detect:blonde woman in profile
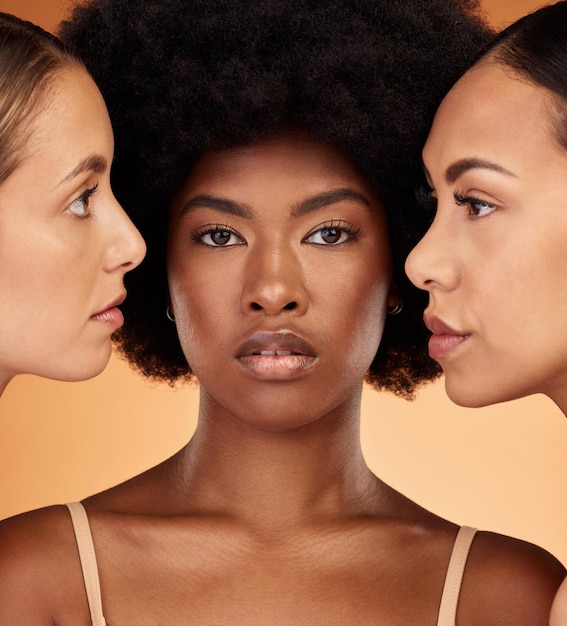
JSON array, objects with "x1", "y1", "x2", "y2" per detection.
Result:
[
  {"x1": 0, "y1": 13, "x2": 145, "y2": 398},
  {"x1": 404, "y1": 1, "x2": 567, "y2": 623}
]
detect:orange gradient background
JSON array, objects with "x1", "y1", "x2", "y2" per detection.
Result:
[{"x1": 1, "y1": 0, "x2": 566, "y2": 567}]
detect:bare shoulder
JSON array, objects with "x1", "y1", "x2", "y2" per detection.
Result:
[
  {"x1": 458, "y1": 530, "x2": 565, "y2": 625},
  {"x1": 551, "y1": 577, "x2": 567, "y2": 626},
  {"x1": 0, "y1": 505, "x2": 88, "y2": 624}
]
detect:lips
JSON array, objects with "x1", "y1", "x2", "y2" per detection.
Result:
[
  {"x1": 423, "y1": 314, "x2": 470, "y2": 360},
  {"x1": 423, "y1": 314, "x2": 462, "y2": 336},
  {"x1": 90, "y1": 291, "x2": 127, "y2": 326},
  {"x1": 237, "y1": 331, "x2": 315, "y2": 357},
  {"x1": 92, "y1": 291, "x2": 126, "y2": 318},
  {"x1": 236, "y1": 331, "x2": 317, "y2": 380}
]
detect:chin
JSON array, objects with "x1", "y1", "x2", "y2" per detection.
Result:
[
  {"x1": 443, "y1": 378, "x2": 501, "y2": 409},
  {"x1": 76, "y1": 358, "x2": 112, "y2": 381},
  {"x1": 44, "y1": 347, "x2": 112, "y2": 383},
  {"x1": 243, "y1": 409, "x2": 323, "y2": 433}
]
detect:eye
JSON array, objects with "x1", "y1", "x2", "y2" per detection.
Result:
[
  {"x1": 69, "y1": 183, "x2": 98, "y2": 218},
  {"x1": 192, "y1": 224, "x2": 246, "y2": 247},
  {"x1": 454, "y1": 192, "x2": 497, "y2": 218},
  {"x1": 304, "y1": 220, "x2": 360, "y2": 246}
]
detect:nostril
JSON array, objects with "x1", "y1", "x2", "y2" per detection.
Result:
[{"x1": 249, "y1": 300, "x2": 298, "y2": 312}]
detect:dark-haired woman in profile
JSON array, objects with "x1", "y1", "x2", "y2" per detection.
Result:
[
  {"x1": 404, "y1": 1, "x2": 567, "y2": 623},
  {"x1": 0, "y1": 13, "x2": 145, "y2": 398},
  {"x1": 0, "y1": 0, "x2": 563, "y2": 624}
]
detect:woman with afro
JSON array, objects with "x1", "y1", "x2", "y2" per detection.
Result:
[{"x1": 0, "y1": 0, "x2": 563, "y2": 623}]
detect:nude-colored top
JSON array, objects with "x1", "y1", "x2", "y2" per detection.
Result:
[
  {"x1": 65, "y1": 502, "x2": 106, "y2": 626},
  {"x1": 66, "y1": 502, "x2": 476, "y2": 626},
  {"x1": 437, "y1": 525, "x2": 477, "y2": 625}
]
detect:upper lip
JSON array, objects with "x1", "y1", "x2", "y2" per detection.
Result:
[
  {"x1": 93, "y1": 291, "x2": 127, "y2": 316},
  {"x1": 423, "y1": 314, "x2": 467, "y2": 336},
  {"x1": 236, "y1": 331, "x2": 316, "y2": 358}
]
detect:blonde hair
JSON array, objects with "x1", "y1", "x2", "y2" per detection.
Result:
[{"x1": 0, "y1": 13, "x2": 81, "y2": 184}]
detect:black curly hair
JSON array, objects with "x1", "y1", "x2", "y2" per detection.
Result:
[{"x1": 60, "y1": 0, "x2": 492, "y2": 399}]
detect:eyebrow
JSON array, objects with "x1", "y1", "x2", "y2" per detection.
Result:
[
  {"x1": 444, "y1": 158, "x2": 516, "y2": 184},
  {"x1": 180, "y1": 194, "x2": 253, "y2": 218},
  {"x1": 59, "y1": 155, "x2": 108, "y2": 186},
  {"x1": 180, "y1": 188, "x2": 372, "y2": 219},
  {"x1": 291, "y1": 188, "x2": 371, "y2": 217}
]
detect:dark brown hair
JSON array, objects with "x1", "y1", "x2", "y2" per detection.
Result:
[{"x1": 483, "y1": 1, "x2": 567, "y2": 151}]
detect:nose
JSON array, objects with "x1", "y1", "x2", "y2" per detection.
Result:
[
  {"x1": 405, "y1": 216, "x2": 460, "y2": 293},
  {"x1": 103, "y1": 195, "x2": 146, "y2": 273},
  {"x1": 240, "y1": 242, "x2": 308, "y2": 317}
]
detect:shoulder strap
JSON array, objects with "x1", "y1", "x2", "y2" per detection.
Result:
[
  {"x1": 65, "y1": 502, "x2": 107, "y2": 626},
  {"x1": 436, "y1": 526, "x2": 477, "y2": 626}
]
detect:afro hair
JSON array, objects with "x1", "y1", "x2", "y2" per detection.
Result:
[{"x1": 60, "y1": 0, "x2": 492, "y2": 399}]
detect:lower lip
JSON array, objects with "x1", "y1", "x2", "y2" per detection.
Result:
[
  {"x1": 428, "y1": 333, "x2": 469, "y2": 360},
  {"x1": 238, "y1": 354, "x2": 316, "y2": 380},
  {"x1": 90, "y1": 306, "x2": 124, "y2": 328}
]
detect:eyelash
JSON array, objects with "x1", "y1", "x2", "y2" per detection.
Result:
[
  {"x1": 69, "y1": 183, "x2": 99, "y2": 219},
  {"x1": 303, "y1": 220, "x2": 361, "y2": 245},
  {"x1": 191, "y1": 220, "x2": 361, "y2": 248},
  {"x1": 454, "y1": 192, "x2": 497, "y2": 218},
  {"x1": 416, "y1": 186, "x2": 497, "y2": 219},
  {"x1": 191, "y1": 223, "x2": 245, "y2": 247}
]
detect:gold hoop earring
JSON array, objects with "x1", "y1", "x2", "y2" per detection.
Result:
[
  {"x1": 387, "y1": 298, "x2": 403, "y2": 315},
  {"x1": 166, "y1": 306, "x2": 175, "y2": 322}
]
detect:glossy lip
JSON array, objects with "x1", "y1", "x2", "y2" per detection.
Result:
[
  {"x1": 90, "y1": 291, "x2": 127, "y2": 327},
  {"x1": 423, "y1": 314, "x2": 470, "y2": 361},
  {"x1": 236, "y1": 330, "x2": 317, "y2": 380}
]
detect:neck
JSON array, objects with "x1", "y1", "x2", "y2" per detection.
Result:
[
  {"x1": 0, "y1": 373, "x2": 10, "y2": 397},
  {"x1": 169, "y1": 389, "x2": 380, "y2": 530},
  {"x1": 538, "y1": 376, "x2": 567, "y2": 416},
  {"x1": 549, "y1": 391, "x2": 567, "y2": 418}
]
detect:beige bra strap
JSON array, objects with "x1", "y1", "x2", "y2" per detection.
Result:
[
  {"x1": 65, "y1": 502, "x2": 107, "y2": 626},
  {"x1": 437, "y1": 526, "x2": 477, "y2": 626}
]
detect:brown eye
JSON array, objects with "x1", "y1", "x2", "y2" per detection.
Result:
[
  {"x1": 304, "y1": 222, "x2": 358, "y2": 246},
  {"x1": 194, "y1": 226, "x2": 245, "y2": 247},
  {"x1": 454, "y1": 192, "x2": 497, "y2": 218},
  {"x1": 211, "y1": 230, "x2": 232, "y2": 245},
  {"x1": 68, "y1": 183, "x2": 98, "y2": 218},
  {"x1": 320, "y1": 228, "x2": 342, "y2": 243}
]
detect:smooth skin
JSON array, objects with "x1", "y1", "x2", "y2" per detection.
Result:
[
  {"x1": 0, "y1": 132, "x2": 563, "y2": 625},
  {"x1": 405, "y1": 61, "x2": 567, "y2": 622},
  {"x1": 0, "y1": 65, "x2": 145, "y2": 395},
  {"x1": 553, "y1": 587, "x2": 567, "y2": 625},
  {"x1": 406, "y1": 62, "x2": 567, "y2": 410}
]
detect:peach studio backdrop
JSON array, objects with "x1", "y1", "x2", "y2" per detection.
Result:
[{"x1": 1, "y1": 0, "x2": 566, "y2": 567}]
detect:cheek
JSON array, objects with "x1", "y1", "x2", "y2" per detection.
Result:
[
  {"x1": 1, "y1": 251, "x2": 70, "y2": 306},
  {"x1": 357, "y1": 278, "x2": 389, "y2": 350},
  {"x1": 335, "y1": 259, "x2": 390, "y2": 365},
  {"x1": 471, "y1": 232, "x2": 563, "y2": 321},
  {"x1": 167, "y1": 263, "x2": 235, "y2": 360},
  {"x1": 460, "y1": 236, "x2": 567, "y2": 376}
]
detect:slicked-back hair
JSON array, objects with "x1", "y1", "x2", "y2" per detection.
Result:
[
  {"x1": 0, "y1": 13, "x2": 80, "y2": 184},
  {"x1": 61, "y1": 0, "x2": 492, "y2": 399},
  {"x1": 484, "y1": 0, "x2": 567, "y2": 152}
]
